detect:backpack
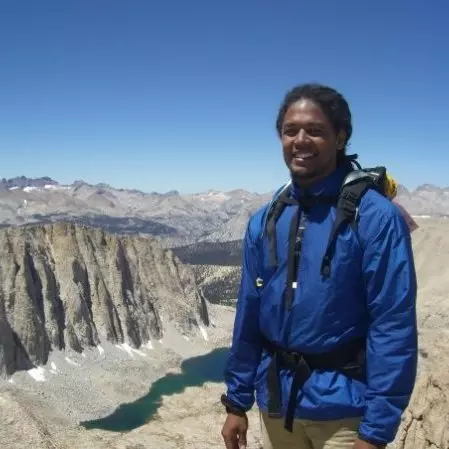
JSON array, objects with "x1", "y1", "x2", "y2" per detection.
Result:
[{"x1": 257, "y1": 155, "x2": 394, "y2": 281}]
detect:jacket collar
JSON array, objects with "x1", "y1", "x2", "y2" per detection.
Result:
[{"x1": 290, "y1": 163, "x2": 351, "y2": 200}]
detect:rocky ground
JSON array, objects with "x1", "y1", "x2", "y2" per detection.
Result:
[
  {"x1": 1, "y1": 218, "x2": 449, "y2": 449},
  {"x1": 2, "y1": 302, "x2": 447, "y2": 449},
  {"x1": 192, "y1": 264, "x2": 240, "y2": 305},
  {"x1": 0, "y1": 303, "x2": 241, "y2": 449}
]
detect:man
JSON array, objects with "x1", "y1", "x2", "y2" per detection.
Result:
[{"x1": 221, "y1": 83, "x2": 418, "y2": 449}]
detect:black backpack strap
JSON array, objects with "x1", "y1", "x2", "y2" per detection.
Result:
[
  {"x1": 345, "y1": 153, "x2": 361, "y2": 169},
  {"x1": 263, "y1": 335, "x2": 366, "y2": 432},
  {"x1": 267, "y1": 191, "x2": 338, "y2": 309},
  {"x1": 266, "y1": 189, "x2": 338, "y2": 269},
  {"x1": 320, "y1": 176, "x2": 374, "y2": 277},
  {"x1": 283, "y1": 205, "x2": 304, "y2": 310},
  {"x1": 320, "y1": 165, "x2": 388, "y2": 277},
  {"x1": 265, "y1": 189, "x2": 292, "y2": 267}
]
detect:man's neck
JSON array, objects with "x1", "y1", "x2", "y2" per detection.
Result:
[
  {"x1": 292, "y1": 171, "x2": 332, "y2": 191},
  {"x1": 290, "y1": 164, "x2": 351, "y2": 199}
]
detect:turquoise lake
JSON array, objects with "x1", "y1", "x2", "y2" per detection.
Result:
[{"x1": 80, "y1": 347, "x2": 229, "y2": 432}]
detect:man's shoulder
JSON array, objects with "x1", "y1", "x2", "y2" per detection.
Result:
[
  {"x1": 246, "y1": 202, "x2": 270, "y2": 242},
  {"x1": 246, "y1": 181, "x2": 291, "y2": 242},
  {"x1": 358, "y1": 188, "x2": 410, "y2": 241},
  {"x1": 360, "y1": 188, "x2": 404, "y2": 220}
]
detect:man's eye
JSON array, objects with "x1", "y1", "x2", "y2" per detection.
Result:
[
  {"x1": 283, "y1": 128, "x2": 297, "y2": 136},
  {"x1": 308, "y1": 128, "x2": 323, "y2": 136}
]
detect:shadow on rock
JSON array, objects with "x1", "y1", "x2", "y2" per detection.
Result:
[{"x1": 80, "y1": 347, "x2": 229, "y2": 432}]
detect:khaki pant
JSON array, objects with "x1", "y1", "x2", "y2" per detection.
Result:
[{"x1": 260, "y1": 411, "x2": 360, "y2": 449}]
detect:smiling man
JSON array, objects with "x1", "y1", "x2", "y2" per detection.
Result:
[{"x1": 220, "y1": 83, "x2": 418, "y2": 449}]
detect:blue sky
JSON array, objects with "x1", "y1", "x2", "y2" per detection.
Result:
[{"x1": 1, "y1": 0, "x2": 448, "y2": 194}]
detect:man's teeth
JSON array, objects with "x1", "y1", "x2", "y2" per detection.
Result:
[{"x1": 295, "y1": 153, "x2": 314, "y2": 159}]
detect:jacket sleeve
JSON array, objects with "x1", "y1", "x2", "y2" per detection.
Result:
[
  {"x1": 358, "y1": 203, "x2": 418, "y2": 445},
  {"x1": 224, "y1": 219, "x2": 263, "y2": 411}
]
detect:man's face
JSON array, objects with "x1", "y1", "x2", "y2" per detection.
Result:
[{"x1": 281, "y1": 98, "x2": 344, "y2": 186}]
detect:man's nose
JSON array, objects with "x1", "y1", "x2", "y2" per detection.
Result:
[{"x1": 294, "y1": 129, "x2": 310, "y2": 145}]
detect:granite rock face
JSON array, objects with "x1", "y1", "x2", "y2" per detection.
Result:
[
  {"x1": 0, "y1": 222, "x2": 207, "y2": 376},
  {"x1": 394, "y1": 370, "x2": 449, "y2": 449}
]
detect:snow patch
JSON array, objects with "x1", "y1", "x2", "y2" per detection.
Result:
[
  {"x1": 212, "y1": 192, "x2": 230, "y2": 201},
  {"x1": 8, "y1": 377, "x2": 15, "y2": 384},
  {"x1": 199, "y1": 325, "x2": 209, "y2": 341},
  {"x1": 183, "y1": 336, "x2": 190, "y2": 341},
  {"x1": 115, "y1": 343, "x2": 147, "y2": 357},
  {"x1": 145, "y1": 341, "x2": 154, "y2": 350},
  {"x1": 115, "y1": 343, "x2": 133, "y2": 357},
  {"x1": 97, "y1": 345, "x2": 105, "y2": 355},
  {"x1": 27, "y1": 367, "x2": 46, "y2": 382},
  {"x1": 44, "y1": 184, "x2": 70, "y2": 190},
  {"x1": 131, "y1": 348, "x2": 147, "y2": 357},
  {"x1": 65, "y1": 357, "x2": 80, "y2": 366},
  {"x1": 23, "y1": 186, "x2": 38, "y2": 192}
]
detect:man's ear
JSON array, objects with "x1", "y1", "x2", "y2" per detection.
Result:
[{"x1": 336, "y1": 131, "x2": 346, "y2": 150}]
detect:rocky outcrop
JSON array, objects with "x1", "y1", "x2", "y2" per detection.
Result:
[
  {"x1": 389, "y1": 219, "x2": 449, "y2": 449},
  {"x1": 173, "y1": 240, "x2": 242, "y2": 305},
  {"x1": 0, "y1": 295, "x2": 17, "y2": 376},
  {"x1": 173, "y1": 240, "x2": 242, "y2": 266},
  {"x1": 0, "y1": 222, "x2": 208, "y2": 376},
  {"x1": 394, "y1": 369, "x2": 449, "y2": 449},
  {"x1": 393, "y1": 330, "x2": 449, "y2": 449},
  {"x1": 192, "y1": 265, "x2": 241, "y2": 305}
]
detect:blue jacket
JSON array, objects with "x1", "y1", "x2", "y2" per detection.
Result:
[{"x1": 224, "y1": 164, "x2": 418, "y2": 445}]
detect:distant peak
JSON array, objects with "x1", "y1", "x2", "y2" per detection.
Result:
[
  {"x1": 94, "y1": 182, "x2": 113, "y2": 190},
  {"x1": 0, "y1": 176, "x2": 58, "y2": 189},
  {"x1": 415, "y1": 183, "x2": 441, "y2": 192},
  {"x1": 164, "y1": 189, "x2": 179, "y2": 196},
  {"x1": 72, "y1": 180, "x2": 91, "y2": 189},
  {"x1": 148, "y1": 190, "x2": 179, "y2": 196},
  {"x1": 397, "y1": 184, "x2": 410, "y2": 195}
]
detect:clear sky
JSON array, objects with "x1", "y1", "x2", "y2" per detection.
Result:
[{"x1": 1, "y1": 0, "x2": 448, "y2": 194}]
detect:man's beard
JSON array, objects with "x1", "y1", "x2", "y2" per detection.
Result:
[{"x1": 290, "y1": 166, "x2": 318, "y2": 186}]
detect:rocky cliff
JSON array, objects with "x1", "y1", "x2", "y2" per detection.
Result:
[
  {"x1": 389, "y1": 218, "x2": 449, "y2": 449},
  {"x1": 0, "y1": 222, "x2": 207, "y2": 376},
  {"x1": 192, "y1": 265, "x2": 240, "y2": 305},
  {"x1": 392, "y1": 330, "x2": 449, "y2": 449}
]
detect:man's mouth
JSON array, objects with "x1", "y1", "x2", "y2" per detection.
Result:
[{"x1": 293, "y1": 152, "x2": 316, "y2": 161}]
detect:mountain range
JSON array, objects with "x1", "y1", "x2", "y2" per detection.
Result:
[{"x1": 0, "y1": 176, "x2": 448, "y2": 247}]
